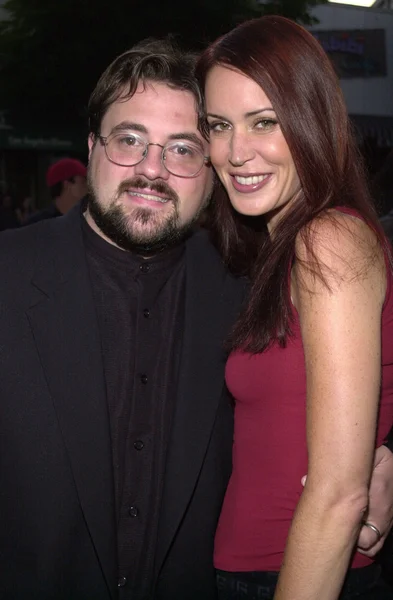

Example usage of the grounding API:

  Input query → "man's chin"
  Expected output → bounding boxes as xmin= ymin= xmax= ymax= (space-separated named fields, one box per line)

xmin=87 ymin=194 xmax=194 ymax=256
xmin=119 ymin=223 xmax=193 ymax=256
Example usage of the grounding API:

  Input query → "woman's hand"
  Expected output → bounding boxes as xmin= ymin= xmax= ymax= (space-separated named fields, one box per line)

xmin=301 ymin=444 xmax=393 ymax=557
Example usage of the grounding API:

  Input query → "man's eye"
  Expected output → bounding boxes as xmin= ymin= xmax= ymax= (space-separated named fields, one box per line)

xmin=118 ymin=135 xmax=138 ymax=146
xmin=169 ymin=144 xmax=197 ymax=157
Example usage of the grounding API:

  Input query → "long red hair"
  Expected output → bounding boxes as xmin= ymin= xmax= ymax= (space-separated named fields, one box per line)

xmin=196 ymin=15 xmax=385 ymax=352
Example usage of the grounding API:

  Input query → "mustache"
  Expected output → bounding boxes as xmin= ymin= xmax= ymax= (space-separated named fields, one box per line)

xmin=117 ymin=177 xmax=178 ymax=203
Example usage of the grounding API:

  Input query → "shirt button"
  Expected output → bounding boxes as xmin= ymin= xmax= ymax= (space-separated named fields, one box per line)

xmin=139 ymin=263 xmax=150 ymax=273
xmin=140 ymin=374 xmax=148 ymax=384
xmin=118 ymin=576 xmax=127 ymax=587
xmin=143 ymin=308 xmax=150 ymax=318
xmin=129 ymin=506 xmax=139 ymax=518
xmin=134 ymin=440 xmax=144 ymax=451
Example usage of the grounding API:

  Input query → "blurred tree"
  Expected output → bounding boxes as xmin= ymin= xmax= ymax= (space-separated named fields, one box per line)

xmin=0 ymin=0 xmax=323 ymax=129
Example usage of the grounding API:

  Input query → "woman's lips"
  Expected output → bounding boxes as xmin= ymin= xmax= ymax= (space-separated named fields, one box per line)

xmin=231 ymin=173 xmax=272 ymax=193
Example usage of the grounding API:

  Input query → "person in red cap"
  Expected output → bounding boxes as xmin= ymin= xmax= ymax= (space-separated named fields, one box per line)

xmin=26 ymin=157 xmax=87 ymax=224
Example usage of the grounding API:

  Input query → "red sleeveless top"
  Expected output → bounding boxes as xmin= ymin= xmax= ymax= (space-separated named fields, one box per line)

xmin=214 ymin=211 xmax=393 ymax=572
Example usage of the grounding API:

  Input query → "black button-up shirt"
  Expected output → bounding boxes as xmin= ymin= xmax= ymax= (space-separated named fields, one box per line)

xmin=82 ymin=217 xmax=185 ymax=599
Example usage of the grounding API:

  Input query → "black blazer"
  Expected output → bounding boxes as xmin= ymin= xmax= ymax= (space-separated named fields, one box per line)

xmin=0 ymin=206 xmax=246 ymax=599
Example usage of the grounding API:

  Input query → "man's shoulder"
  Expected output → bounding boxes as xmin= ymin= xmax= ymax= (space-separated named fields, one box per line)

xmin=186 ymin=227 xmax=226 ymax=266
xmin=0 ymin=216 xmax=54 ymax=253
xmin=0 ymin=221 xmax=53 ymax=290
xmin=186 ymin=228 xmax=248 ymax=295
xmin=0 ymin=208 xmax=80 ymax=279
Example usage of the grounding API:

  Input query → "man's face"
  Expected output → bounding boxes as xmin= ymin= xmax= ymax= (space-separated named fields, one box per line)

xmin=86 ymin=81 xmax=213 ymax=255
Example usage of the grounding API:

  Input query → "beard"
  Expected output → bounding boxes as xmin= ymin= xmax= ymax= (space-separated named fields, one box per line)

xmin=87 ymin=171 xmax=209 ymax=256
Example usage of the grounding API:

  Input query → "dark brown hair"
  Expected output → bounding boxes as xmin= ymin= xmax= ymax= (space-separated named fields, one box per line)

xmin=196 ymin=15 xmax=386 ymax=353
xmin=88 ymin=38 xmax=206 ymax=138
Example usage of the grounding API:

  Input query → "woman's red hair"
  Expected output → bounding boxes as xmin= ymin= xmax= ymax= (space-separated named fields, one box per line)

xmin=196 ymin=15 xmax=386 ymax=352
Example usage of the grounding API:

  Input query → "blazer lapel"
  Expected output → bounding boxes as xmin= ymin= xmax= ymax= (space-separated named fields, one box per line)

xmin=155 ymin=230 xmax=246 ymax=573
xmin=26 ymin=209 xmax=117 ymax=598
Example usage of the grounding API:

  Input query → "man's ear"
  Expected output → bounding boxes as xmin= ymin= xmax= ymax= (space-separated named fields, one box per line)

xmin=62 ymin=179 xmax=73 ymax=193
xmin=88 ymin=133 xmax=96 ymax=160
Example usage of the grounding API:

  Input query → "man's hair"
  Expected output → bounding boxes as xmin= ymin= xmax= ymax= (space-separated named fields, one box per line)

xmin=88 ymin=38 xmax=206 ymax=138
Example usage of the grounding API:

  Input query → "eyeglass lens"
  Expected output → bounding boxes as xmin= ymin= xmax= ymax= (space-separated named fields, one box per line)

xmin=105 ymin=132 xmax=205 ymax=177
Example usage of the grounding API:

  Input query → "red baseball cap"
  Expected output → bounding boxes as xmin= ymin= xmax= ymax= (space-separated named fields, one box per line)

xmin=46 ymin=158 xmax=87 ymax=187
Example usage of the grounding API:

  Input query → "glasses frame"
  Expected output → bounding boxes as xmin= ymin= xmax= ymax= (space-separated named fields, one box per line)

xmin=97 ymin=133 xmax=210 ymax=179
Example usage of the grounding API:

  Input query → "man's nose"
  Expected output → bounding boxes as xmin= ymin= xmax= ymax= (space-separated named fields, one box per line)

xmin=134 ymin=144 xmax=170 ymax=180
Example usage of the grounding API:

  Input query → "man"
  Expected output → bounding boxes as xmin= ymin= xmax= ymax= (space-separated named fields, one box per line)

xmin=0 ymin=40 xmax=392 ymax=600
xmin=26 ymin=157 xmax=88 ymax=224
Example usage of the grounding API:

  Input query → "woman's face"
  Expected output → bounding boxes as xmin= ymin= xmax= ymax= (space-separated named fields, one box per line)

xmin=205 ymin=65 xmax=301 ymax=233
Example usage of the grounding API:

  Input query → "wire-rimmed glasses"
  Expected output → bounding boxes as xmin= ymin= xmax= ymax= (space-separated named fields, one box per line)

xmin=97 ymin=131 xmax=210 ymax=178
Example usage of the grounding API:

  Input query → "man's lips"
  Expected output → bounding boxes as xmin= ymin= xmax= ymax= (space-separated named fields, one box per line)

xmin=124 ymin=188 xmax=171 ymax=204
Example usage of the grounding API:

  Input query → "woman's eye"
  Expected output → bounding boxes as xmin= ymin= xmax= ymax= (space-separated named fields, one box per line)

xmin=208 ymin=121 xmax=230 ymax=133
xmin=255 ymin=118 xmax=277 ymax=131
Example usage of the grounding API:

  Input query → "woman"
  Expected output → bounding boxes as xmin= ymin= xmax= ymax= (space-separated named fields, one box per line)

xmin=196 ymin=15 xmax=393 ymax=600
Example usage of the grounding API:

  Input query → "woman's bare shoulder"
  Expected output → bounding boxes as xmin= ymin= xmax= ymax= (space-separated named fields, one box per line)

xmin=294 ymin=209 xmax=385 ymax=290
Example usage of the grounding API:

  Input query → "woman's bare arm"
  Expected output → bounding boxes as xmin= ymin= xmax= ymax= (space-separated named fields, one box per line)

xmin=274 ymin=213 xmax=386 ymax=600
